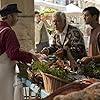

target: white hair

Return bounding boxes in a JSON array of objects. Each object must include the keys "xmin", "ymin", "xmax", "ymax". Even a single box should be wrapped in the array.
[{"xmin": 53, "ymin": 11, "xmax": 66, "ymax": 22}]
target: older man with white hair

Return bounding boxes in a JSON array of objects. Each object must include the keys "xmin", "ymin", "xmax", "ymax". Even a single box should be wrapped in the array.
[{"xmin": 41, "ymin": 11, "xmax": 86, "ymax": 70}]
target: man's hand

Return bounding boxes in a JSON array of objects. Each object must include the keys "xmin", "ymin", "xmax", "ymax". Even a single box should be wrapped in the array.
[
  {"xmin": 54, "ymin": 48, "xmax": 63, "ymax": 57},
  {"xmin": 80, "ymin": 56, "xmax": 92, "ymax": 65},
  {"xmin": 32, "ymin": 54, "xmax": 39, "ymax": 61},
  {"xmin": 35, "ymin": 53, "xmax": 47, "ymax": 60},
  {"xmin": 40, "ymin": 47, "xmax": 49, "ymax": 55}
]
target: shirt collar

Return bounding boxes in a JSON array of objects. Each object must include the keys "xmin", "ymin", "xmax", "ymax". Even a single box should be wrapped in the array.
[{"xmin": 57, "ymin": 23, "xmax": 69, "ymax": 35}]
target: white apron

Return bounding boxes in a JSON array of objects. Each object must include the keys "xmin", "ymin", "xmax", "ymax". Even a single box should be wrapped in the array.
[
  {"xmin": 0, "ymin": 53, "xmax": 23, "ymax": 100},
  {"xmin": 14, "ymin": 68, "xmax": 24, "ymax": 100}
]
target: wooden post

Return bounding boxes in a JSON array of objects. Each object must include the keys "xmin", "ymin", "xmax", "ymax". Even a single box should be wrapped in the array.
[{"xmin": 0, "ymin": 0, "xmax": 35, "ymax": 51}]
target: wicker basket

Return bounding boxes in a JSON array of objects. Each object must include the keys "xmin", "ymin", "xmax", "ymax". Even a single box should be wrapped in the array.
[{"xmin": 40, "ymin": 71, "xmax": 69, "ymax": 94}]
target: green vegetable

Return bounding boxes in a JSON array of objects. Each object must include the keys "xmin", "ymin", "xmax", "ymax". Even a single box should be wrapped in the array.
[
  {"xmin": 17, "ymin": 63, "xmax": 29, "ymax": 78},
  {"xmin": 31, "ymin": 61, "xmax": 68, "ymax": 80},
  {"xmin": 18, "ymin": 69, "xmax": 28, "ymax": 78},
  {"xmin": 81, "ymin": 61, "xmax": 100, "ymax": 78}
]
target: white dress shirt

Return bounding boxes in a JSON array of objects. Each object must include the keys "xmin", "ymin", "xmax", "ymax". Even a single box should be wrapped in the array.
[{"xmin": 58, "ymin": 23, "xmax": 68, "ymax": 45}]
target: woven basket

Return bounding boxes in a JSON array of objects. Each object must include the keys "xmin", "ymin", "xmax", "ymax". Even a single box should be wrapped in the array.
[{"xmin": 40, "ymin": 71, "xmax": 68, "ymax": 94}]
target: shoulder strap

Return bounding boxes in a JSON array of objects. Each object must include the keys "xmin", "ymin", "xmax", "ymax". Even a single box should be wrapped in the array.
[
  {"xmin": 0, "ymin": 27, "xmax": 10, "ymax": 56},
  {"xmin": 0, "ymin": 27, "xmax": 10, "ymax": 33}
]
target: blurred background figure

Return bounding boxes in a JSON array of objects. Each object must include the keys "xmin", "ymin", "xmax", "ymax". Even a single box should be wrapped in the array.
[{"xmin": 34, "ymin": 11, "xmax": 49, "ymax": 52}]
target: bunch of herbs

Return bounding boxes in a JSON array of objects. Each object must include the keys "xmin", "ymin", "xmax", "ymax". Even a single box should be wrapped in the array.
[{"xmin": 31, "ymin": 61, "xmax": 68, "ymax": 80}]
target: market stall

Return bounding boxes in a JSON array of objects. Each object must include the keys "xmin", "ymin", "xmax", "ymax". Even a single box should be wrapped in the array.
[{"xmin": 17, "ymin": 50, "xmax": 100, "ymax": 100}]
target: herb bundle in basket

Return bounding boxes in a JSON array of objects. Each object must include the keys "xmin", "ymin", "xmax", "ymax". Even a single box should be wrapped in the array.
[
  {"xmin": 31, "ymin": 61, "xmax": 70, "ymax": 94},
  {"xmin": 31, "ymin": 61, "xmax": 68, "ymax": 80}
]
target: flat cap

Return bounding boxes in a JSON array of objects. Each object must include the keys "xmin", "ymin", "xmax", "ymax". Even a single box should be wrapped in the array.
[{"xmin": 0, "ymin": 4, "xmax": 22, "ymax": 17}]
